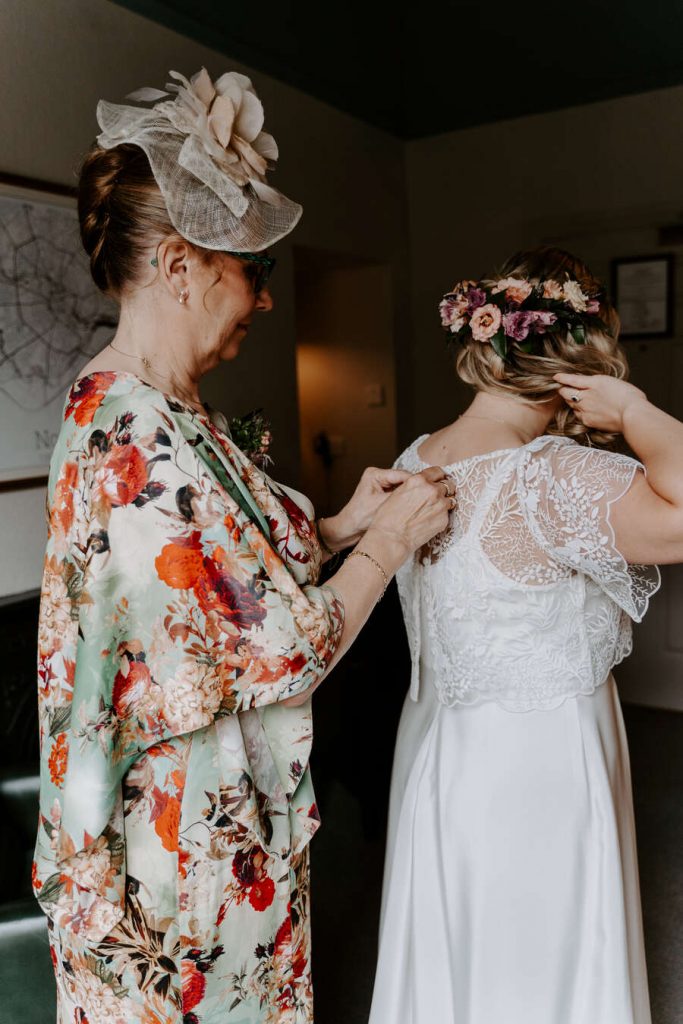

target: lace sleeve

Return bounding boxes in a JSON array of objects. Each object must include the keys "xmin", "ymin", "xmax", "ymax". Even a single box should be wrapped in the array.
[{"xmin": 517, "ymin": 439, "xmax": 660, "ymax": 622}]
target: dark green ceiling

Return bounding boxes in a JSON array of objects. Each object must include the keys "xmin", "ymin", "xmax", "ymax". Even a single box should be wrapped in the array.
[{"xmin": 114, "ymin": 0, "xmax": 683, "ymax": 138}]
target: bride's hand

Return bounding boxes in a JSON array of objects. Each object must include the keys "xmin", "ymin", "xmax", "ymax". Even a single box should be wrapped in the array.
[
  {"xmin": 554, "ymin": 373, "xmax": 648, "ymax": 433},
  {"xmin": 320, "ymin": 467, "xmax": 411, "ymax": 551}
]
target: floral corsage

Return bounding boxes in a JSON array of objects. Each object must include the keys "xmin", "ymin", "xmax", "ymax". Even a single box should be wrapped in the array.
[
  {"xmin": 439, "ymin": 276, "xmax": 606, "ymax": 362},
  {"xmin": 228, "ymin": 409, "xmax": 273, "ymax": 468}
]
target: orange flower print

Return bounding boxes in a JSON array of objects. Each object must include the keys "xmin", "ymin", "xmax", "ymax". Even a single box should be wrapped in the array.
[
  {"xmin": 65, "ymin": 372, "xmax": 116, "ymax": 426},
  {"xmin": 51, "ymin": 462, "xmax": 78, "ymax": 541},
  {"xmin": 48, "ymin": 732, "xmax": 69, "ymax": 788},
  {"xmin": 99, "ymin": 444, "xmax": 148, "ymax": 506},
  {"xmin": 31, "ymin": 860, "xmax": 42, "ymax": 892},
  {"xmin": 154, "ymin": 795, "xmax": 181, "ymax": 853},
  {"xmin": 155, "ymin": 534, "xmax": 205, "ymax": 589}
]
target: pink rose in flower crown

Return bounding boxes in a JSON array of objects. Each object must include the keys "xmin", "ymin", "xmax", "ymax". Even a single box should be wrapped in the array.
[
  {"xmin": 585, "ymin": 298, "xmax": 600, "ymax": 315},
  {"xmin": 492, "ymin": 277, "xmax": 533, "ymax": 305},
  {"xmin": 470, "ymin": 304, "xmax": 502, "ymax": 342}
]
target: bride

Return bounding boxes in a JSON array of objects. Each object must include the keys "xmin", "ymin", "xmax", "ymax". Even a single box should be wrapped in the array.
[{"xmin": 368, "ymin": 247, "xmax": 679, "ymax": 1024}]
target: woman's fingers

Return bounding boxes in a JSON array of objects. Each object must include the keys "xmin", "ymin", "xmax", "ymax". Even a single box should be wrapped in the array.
[
  {"xmin": 372, "ymin": 468, "xmax": 412, "ymax": 488},
  {"xmin": 557, "ymin": 386, "xmax": 586, "ymax": 405},
  {"xmin": 420, "ymin": 465, "xmax": 448, "ymax": 483},
  {"xmin": 553, "ymin": 372, "xmax": 591, "ymax": 387}
]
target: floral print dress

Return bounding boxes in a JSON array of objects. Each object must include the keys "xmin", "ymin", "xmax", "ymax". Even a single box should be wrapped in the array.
[{"xmin": 33, "ymin": 371, "xmax": 344, "ymax": 1024}]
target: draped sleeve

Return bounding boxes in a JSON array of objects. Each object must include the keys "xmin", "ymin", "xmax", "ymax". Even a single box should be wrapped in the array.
[
  {"xmin": 33, "ymin": 375, "xmax": 343, "ymax": 942},
  {"xmin": 517, "ymin": 437, "xmax": 660, "ymax": 622}
]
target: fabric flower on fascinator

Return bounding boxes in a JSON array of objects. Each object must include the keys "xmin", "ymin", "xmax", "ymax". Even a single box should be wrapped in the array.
[
  {"xmin": 96, "ymin": 67, "xmax": 302, "ymax": 251},
  {"xmin": 136, "ymin": 69, "xmax": 283, "ymax": 209}
]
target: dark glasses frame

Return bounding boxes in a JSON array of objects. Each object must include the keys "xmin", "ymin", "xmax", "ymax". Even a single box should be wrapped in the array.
[{"xmin": 231, "ymin": 250, "xmax": 276, "ymax": 294}]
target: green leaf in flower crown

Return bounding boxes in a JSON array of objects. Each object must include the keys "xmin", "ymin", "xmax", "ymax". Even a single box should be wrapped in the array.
[
  {"xmin": 570, "ymin": 322, "xmax": 586, "ymax": 345},
  {"xmin": 517, "ymin": 339, "xmax": 536, "ymax": 354},
  {"xmin": 491, "ymin": 330, "xmax": 508, "ymax": 360}
]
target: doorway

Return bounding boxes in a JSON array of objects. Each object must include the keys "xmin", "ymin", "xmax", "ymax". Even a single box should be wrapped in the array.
[{"xmin": 294, "ymin": 247, "xmax": 397, "ymax": 517}]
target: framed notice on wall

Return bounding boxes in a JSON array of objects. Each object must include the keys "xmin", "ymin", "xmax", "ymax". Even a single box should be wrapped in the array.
[
  {"xmin": 611, "ymin": 255, "xmax": 674, "ymax": 340},
  {"xmin": 0, "ymin": 174, "xmax": 118, "ymax": 489}
]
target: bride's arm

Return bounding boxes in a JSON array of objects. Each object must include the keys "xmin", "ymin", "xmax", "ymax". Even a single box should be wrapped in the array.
[{"xmin": 555, "ymin": 372, "xmax": 683, "ymax": 564}]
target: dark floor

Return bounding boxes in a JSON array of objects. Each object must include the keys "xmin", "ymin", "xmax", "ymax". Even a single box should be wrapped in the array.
[{"xmin": 310, "ymin": 701, "xmax": 683, "ymax": 1024}]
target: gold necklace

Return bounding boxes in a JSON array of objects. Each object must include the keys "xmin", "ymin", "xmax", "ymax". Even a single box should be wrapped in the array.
[
  {"xmin": 107, "ymin": 343, "xmax": 204, "ymax": 411},
  {"xmin": 458, "ymin": 413, "xmax": 534, "ymax": 445},
  {"xmin": 108, "ymin": 341, "xmax": 174, "ymax": 381}
]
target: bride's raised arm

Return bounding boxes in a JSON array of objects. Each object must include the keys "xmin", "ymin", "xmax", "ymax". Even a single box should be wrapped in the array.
[{"xmin": 555, "ymin": 371, "xmax": 683, "ymax": 564}]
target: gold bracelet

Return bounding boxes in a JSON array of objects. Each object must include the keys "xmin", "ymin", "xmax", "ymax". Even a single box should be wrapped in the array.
[{"xmin": 347, "ymin": 549, "xmax": 389, "ymax": 599}]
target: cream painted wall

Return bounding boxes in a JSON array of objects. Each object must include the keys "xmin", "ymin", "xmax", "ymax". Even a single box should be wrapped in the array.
[
  {"xmin": 405, "ymin": 86, "xmax": 683, "ymax": 709},
  {"xmin": 0, "ymin": 0, "xmax": 411, "ymax": 598}
]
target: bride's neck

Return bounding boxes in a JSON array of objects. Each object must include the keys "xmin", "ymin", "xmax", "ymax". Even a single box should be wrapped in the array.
[{"xmin": 462, "ymin": 391, "xmax": 558, "ymax": 443}]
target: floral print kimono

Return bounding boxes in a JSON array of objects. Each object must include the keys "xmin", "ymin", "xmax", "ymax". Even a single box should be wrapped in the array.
[{"xmin": 33, "ymin": 371, "xmax": 344, "ymax": 1024}]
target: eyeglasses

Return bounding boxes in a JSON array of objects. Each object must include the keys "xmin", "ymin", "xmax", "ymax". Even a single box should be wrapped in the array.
[{"xmin": 231, "ymin": 251, "xmax": 276, "ymax": 295}]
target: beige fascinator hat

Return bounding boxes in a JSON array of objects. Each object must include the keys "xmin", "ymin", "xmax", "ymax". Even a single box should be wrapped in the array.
[{"xmin": 96, "ymin": 68, "xmax": 302, "ymax": 252}]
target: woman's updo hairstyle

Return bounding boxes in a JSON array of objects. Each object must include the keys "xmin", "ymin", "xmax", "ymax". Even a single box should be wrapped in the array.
[
  {"xmin": 78, "ymin": 143, "xmax": 177, "ymax": 297},
  {"xmin": 452, "ymin": 246, "xmax": 628, "ymax": 447}
]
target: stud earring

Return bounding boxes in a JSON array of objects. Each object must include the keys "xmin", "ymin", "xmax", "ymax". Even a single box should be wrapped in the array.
[{"xmin": 178, "ymin": 289, "xmax": 189, "ymax": 304}]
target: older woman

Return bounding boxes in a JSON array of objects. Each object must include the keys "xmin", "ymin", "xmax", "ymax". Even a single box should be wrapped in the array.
[{"xmin": 32, "ymin": 69, "xmax": 451, "ymax": 1024}]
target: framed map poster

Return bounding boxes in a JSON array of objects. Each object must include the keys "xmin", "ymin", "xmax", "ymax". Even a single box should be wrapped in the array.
[{"xmin": 0, "ymin": 174, "xmax": 118, "ymax": 489}]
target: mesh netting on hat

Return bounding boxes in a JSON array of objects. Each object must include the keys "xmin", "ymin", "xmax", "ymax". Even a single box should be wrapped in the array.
[{"xmin": 95, "ymin": 69, "xmax": 302, "ymax": 253}]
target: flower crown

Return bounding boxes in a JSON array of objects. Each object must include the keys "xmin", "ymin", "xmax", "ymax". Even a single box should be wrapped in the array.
[{"xmin": 439, "ymin": 275, "xmax": 606, "ymax": 362}]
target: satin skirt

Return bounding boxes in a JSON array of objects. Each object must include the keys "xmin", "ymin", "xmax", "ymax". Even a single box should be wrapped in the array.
[{"xmin": 369, "ymin": 672, "xmax": 651, "ymax": 1024}]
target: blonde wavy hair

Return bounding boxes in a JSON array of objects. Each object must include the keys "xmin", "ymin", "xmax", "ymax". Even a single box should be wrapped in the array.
[{"xmin": 451, "ymin": 247, "xmax": 628, "ymax": 447}]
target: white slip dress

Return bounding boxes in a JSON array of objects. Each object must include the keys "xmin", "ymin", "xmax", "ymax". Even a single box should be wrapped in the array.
[{"xmin": 369, "ymin": 434, "xmax": 661, "ymax": 1024}]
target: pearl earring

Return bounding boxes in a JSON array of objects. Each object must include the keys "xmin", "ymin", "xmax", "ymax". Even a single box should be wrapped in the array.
[{"xmin": 178, "ymin": 289, "xmax": 189, "ymax": 304}]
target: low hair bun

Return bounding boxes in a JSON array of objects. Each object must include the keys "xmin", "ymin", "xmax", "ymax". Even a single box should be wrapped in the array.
[
  {"xmin": 449, "ymin": 246, "xmax": 628, "ymax": 449},
  {"xmin": 77, "ymin": 143, "xmax": 174, "ymax": 297}
]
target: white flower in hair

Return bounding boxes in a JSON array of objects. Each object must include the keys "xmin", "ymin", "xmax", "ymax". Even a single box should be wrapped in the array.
[{"xmin": 562, "ymin": 279, "xmax": 589, "ymax": 312}]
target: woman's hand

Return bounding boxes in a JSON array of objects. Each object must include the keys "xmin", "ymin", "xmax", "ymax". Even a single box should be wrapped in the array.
[
  {"xmin": 363, "ymin": 466, "xmax": 454, "ymax": 565},
  {"xmin": 554, "ymin": 373, "xmax": 648, "ymax": 433},
  {"xmin": 319, "ymin": 467, "xmax": 411, "ymax": 551}
]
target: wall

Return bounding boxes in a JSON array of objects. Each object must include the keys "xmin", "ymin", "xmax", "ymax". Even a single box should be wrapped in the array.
[
  {"xmin": 0, "ymin": 0, "xmax": 411, "ymax": 598},
  {"xmin": 405, "ymin": 87, "xmax": 683, "ymax": 709}
]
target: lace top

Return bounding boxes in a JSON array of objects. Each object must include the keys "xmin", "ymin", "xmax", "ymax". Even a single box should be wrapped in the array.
[{"xmin": 395, "ymin": 434, "xmax": 661, "ymax": 712}]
